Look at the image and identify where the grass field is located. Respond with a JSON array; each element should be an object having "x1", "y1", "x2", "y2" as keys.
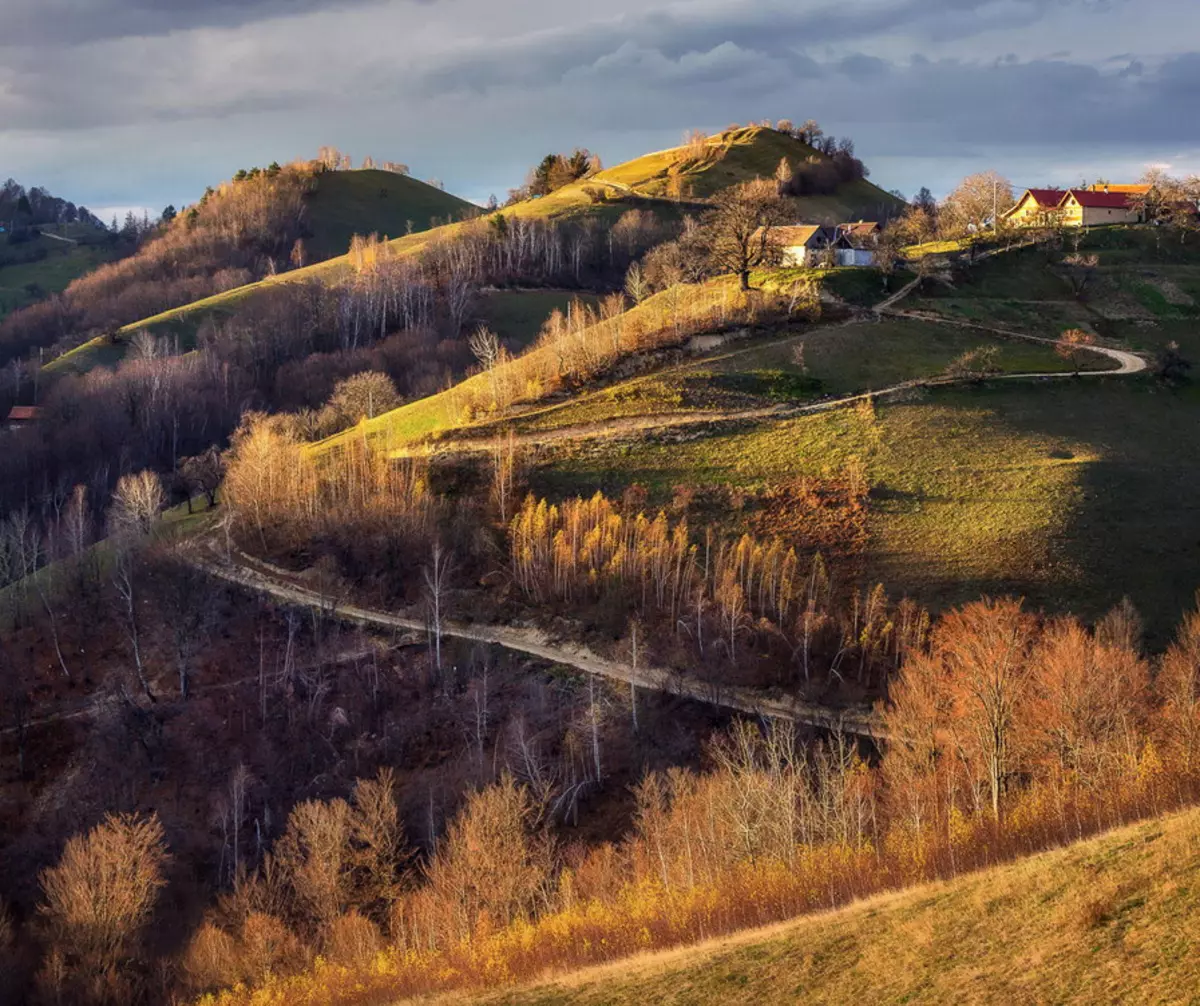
[
  {"x1": 0, "y1": 229, "x2": 116, "y2": 320},
  {"x1": 506, "y1": 317, "x2": 1101, "y2": 434},
  {"x1": 471, "y1": 290, "x2": 601, "y2": 352},
  {"x1": 532, "y1": 376, "x2": 1200, "y2": 645},
  {"x1": 454, "y1": 806, "x2": 1200, "y2": 1005}
]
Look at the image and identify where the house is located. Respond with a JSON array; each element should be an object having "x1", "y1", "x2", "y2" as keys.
[
  {"x1": 1058, "y1": 188, "x2": 1142, "y2": 227},
  {"x1": 6, "y1": 405, "x2": 41, "y2": 431},
  {"x1": 1002, "y1": 188, "x2": 1067, "y2": 227},
  {"x1": 835, "y1": 221, "x2": 880, "y2": 266},
  {"x1": 772, "y1": 225, "x2": 837, "y2": 266}
]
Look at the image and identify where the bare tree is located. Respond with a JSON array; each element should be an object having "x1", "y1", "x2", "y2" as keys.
[
  {"x1": 423, "y1": 542, "x2": 453, "y2": 672},
  {"x1": 109, "y1": 470, "x2": 165, "y2": 538},
  {"x1": 702, "y1": 179, "x2": 791, "y2": 290},
  {"x1": 181, "y1": 447, "x2": 225, "y2": 509},
  {"x1": 329, "y1": 371, "x2": 399, "y2": 424},
  {"x1": 1056, "y1": 327, "x2": 1097, "y2": 375},
  {"x1": 111, "y1": 544, "x2": 155, "y2": 701}
]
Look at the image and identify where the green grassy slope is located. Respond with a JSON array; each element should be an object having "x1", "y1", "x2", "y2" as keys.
[
  {"x1": 0, "y1": 227, "x2": 116, "y2": 321},
  {"x1": 55, "y1": 128, "x2": 903, "y2": 373},
  {"x1": 457, "y1": 806, "x2": 1200, "y2": 1006},
  {"x1": 302, "y1": 169, "x2": 474, "y2": 260},
  {"x1": 42, "y1": 171, "x2": 473, "y2": 377},
  {"x1": 534, "y1": 375, "x2": 1197, "y2": 645}
]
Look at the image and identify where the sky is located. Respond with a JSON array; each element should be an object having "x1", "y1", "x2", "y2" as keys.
[{"x1": 2, "y1": 0, "x2": 1198, "y2": 217}]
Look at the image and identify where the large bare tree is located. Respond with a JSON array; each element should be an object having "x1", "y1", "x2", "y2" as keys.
[{"x1": 702, "y1": 179, "x2": 792, "y2": 290}]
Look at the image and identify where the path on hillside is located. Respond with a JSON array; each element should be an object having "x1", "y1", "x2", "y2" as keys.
[
  {"x1": 39, "y1": 231, "x2": 79, "y2": 245},
  {"x1": 387, "y1": 321, "x2": 1144, "y2": 460},
  {"x1": 184, "y1": 535, "x2": 882, "y2": 740}
]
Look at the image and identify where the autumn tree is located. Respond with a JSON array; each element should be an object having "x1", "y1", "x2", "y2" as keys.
[
  {"x1": 419, "y1": 775, "x2": 549, "y2": 943},
  {"x1": 701, "y1": 178, "x2": 791, "y2": 290},
  {"x1": 39, "y1": 813, "x2": 169, "y2": 977},
  {"x1": 941, "y1": 171, "x2": 1015, "y2": 236},
  {"x1": 928, "y1": 599, "x2": 1036, "y2": 821},
  {"x1": 1056, "y1": 327, "x2": 1097, "y2": 375},
  {"x1": 329, "y1": 371, "x2": 400, "y2": 424},
  {"x1": 1061, "y1": 253, "x2": 1100, "y2": 298}
]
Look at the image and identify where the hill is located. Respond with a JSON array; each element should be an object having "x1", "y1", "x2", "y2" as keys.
[
  {"x1": 47, "y1": 127, "x2": 903, "y2": 375},
  {"x1": 300, "y1": 168, "x2": 473, "y2": 260},
  {"x1": 459, "y1": 806, "x2": 1200, "y2": 1006},
  {"x1": 0, "y1": 223, "x2": 118, "y2": 321},
  {"x1": 11, "y1": 165, "x2": 472, "y2": 376}
]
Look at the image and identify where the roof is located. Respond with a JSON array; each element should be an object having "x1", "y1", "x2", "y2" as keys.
[
  {"x1": 7, "y1": 406, "x2": 41, "y2": 421},
  {"x1": 1065, "y1": 188, "x2": 1135, "y2": 209},
  {"x1": 839, "y1": 221, "x2": 879, "y2": 235},
  {"x1": 771, "y1": 224, "x2": 828, "y2": 247},
  {"x1": 1087, "y1": 183, "x2": 1152, "y2": 194},
  {"x1": 1026, "y1": 188, "x2": 1068, "y2": 207}
]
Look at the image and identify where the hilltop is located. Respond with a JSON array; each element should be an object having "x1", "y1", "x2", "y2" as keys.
[
  {"x1": 458, "y1": 807, "x2": 1200, "y2": 1006},
  {"x1": 5, "y1": 164, "x2": 472, "y2": 375},
  {"x1": 48, "y1": 127, "x2": 903, "y2": 373}
]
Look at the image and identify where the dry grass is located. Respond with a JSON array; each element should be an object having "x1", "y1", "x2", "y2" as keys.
[{"x1": 448, "y1": 806, "x2": 1200, "y2": 1005}]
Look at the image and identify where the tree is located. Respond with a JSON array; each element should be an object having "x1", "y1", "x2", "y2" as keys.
[
  {"x1": 181, "y1": 446, "x2": 225, "y2": 509},
  {"x1": 109, "y1": 470, "x2": 165, "y2": 538},
  {"x1": 329, "y1": 371, "x2": 399, "y2": 424},
  {"x1": 702, "y1": 178, "x2": 791, "y2": 290},
  {"x1": 930, "y1": 599, "x2": 1036, "y2": 821},
  {"x1": 942, "y1": 171, "x2": 1015, "y2": 235},
  {"x1": 422, "y1": 775, "x2": 548, "y2": 942},
  {"x1": 160, "y1": 205, "x2": 177, "y2": 224},
  {"x1": 1156, "y1": 340, "x2": 1192, "y2": 384},
  {"x1": 913, "y1": 187, "x2": 938, "y2": 216},
  {"x1": 624, "y1": 262, "x2": 649, "y2": 304},
  {"x1": 798, "y1": 119, "x2": 824, "y2": 147},
  {"x1": 1061, "y1": 253, "x2": 1100, "y2": 298},
  {"x1": 1055, "y1": 328, "x2": 1096, "y2": 375},
  {"x1": 944, "y1": 345, "x2": 1001, "y2": 383},
  {"x1": 39, "y1": 813, "x2": 169, "y2": 973},
  {"x1": 423, "y1": 542, "x2": 452, "y2": 672}
]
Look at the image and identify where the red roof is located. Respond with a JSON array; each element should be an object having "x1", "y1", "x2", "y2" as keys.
[
  {"x1": 6, "y1": 406, "x2": 41, "y2": 421},
  {"x1": 1066, "y1": 188, "x2": 1134, "y2": 209},
  {"x1": 1025, "y1": 188, "x2": 1067, "y2": 207}
]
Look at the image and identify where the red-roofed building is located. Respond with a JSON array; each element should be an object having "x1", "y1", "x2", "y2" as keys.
[
  {"x1": 6, "y1": 405, "x2": 42, "y2": 430},
  {"x1": 1003, "y1": 188, "x2": 1068, "y2": 227},
  {"x1": 1059, "y1": 188, "x2": 1143, "y2": 227}
]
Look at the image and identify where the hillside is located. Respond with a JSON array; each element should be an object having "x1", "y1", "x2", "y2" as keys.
[
  {"x1": 0, "y1": 224, "x2": 117, "y2": 321},
  {"x1": 301, "y1": 168, "x2": 473, "y2": 260},
  {"x1": 51, "y1": 127, "x2": 903, "y2": 373},
  {"x1": 458, "y1": 807, "x2": 1200, "y2": 1006}
]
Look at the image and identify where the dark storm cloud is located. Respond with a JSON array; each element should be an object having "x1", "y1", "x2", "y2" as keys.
[
  {"x1": 3, "y1": 0, "x2": 1193, "y2": 214},
  {"x1": 3, "y1": 0, "x2": 399, "y2": 47}
]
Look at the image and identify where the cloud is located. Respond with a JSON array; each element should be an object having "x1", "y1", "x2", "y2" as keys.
[
  {"x1": 5, "y1": 0, "x2": 1198, "y2": 211},
  {"x1": 0, "y1": 0, "x2": 401, "y2": 48}
]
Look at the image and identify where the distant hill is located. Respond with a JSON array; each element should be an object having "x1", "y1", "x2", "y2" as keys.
[
  {"x1": 301, "y1": 169, "x2": 473, "y2": 260},
  {"x1": 56, "y1": 127, "x2": 902, "y2": 368},
  {"x1": 0, "y1": 224, "x2": 119, "y2": 322},
  {"x1": 468, "y1": 807, "x2": 1200, "y2": 1005},
  {"x1": 4, "y1": 164, "x2": 475, "y2": 370}
]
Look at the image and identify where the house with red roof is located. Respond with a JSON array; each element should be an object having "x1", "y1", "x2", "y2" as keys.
[
  {"x1": 6, "y1": 405, "x2": 42, "y2": 430},
  {"x1": 1059, "y1": 187, "x2": 1143, "y2": 227},
  {"x1": 1003, "y1": 188, "x2": 1068, "y2": 227}
]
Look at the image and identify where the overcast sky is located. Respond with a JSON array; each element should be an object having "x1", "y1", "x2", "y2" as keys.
[{"x1": 3, "y1": 0, "x2": 1197, "y2": 217}]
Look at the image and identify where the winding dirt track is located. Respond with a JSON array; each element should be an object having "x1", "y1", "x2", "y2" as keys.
[
  {"x1": 185, "y1": 538, "x2": 882, "y2": 739},
  {"x1": 388, "y1": 305, "x2": 1146, "y2": 460}
]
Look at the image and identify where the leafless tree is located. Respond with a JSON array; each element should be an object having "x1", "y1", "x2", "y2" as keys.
[
  {"x1": 423, "y1": 542, "x2": 453, "y2": 672},
  {"x1": 702, "y1": 179, "x2": 791, "y2": 290},
  {"x1": 109, "y1": 470, "x2": 165, "y2": 538}
]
